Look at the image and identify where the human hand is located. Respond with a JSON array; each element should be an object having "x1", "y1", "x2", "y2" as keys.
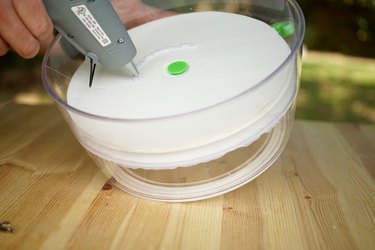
[
  {"x1": 0, "y1": 0, "x2": 172, "y2": 59},
  {"x1": 0, "y1": 0, "x2": 54, "y2": 58}
]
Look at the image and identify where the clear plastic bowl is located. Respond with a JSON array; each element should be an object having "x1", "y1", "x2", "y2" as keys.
[{"x1": 42, "y1": 0, "x2": 304, "y2": 202}]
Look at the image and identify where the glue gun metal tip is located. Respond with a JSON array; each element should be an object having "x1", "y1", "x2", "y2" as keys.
[{"x1": 128, "y1": 61, "x2": 139, "y2": 77}]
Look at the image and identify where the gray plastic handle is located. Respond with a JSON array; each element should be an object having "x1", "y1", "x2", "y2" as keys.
[{"x1": 43, "y1": 0, "x2": 137, "y2": 69}]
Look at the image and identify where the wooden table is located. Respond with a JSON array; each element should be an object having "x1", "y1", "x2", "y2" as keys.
[{"x1": 0, "y1": 102, "x2": 374, "y2": 250}]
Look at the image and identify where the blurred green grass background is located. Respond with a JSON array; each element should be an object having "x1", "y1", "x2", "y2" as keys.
[{"x1": 297, "y1": 51, "x2": 375, "y2": 123}]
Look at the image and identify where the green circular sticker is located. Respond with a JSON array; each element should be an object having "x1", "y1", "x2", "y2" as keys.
[
  {"x1": 272, "y1": 21, "x2": 295, "y2": 37},
  {"x1": 167, "y1": 61, "x2": 189, "y2": 75}
]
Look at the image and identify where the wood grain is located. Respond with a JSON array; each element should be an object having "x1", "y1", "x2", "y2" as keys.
[{"x1": 0, "y1": 102, "x2": 374, "y2": 250}]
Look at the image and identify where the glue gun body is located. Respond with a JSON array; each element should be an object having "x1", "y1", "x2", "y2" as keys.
[{"x1": 43, "y1": 0, "x2": 137, "y2": 71}]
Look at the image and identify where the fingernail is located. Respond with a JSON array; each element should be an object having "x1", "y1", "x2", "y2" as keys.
[{"x1": 22, "y1": 39, "x2": 40, "y2": 59}]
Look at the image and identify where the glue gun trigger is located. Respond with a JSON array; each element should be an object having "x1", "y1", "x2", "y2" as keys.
[
  {"x1": 89, "y1": 58, "x2": 96, "y2": 88},
  {"x1": 87, "y1": 52, "x2": 98, "y2": 88}
]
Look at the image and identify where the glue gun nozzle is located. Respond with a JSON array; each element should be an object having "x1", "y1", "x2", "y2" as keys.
[{"x1": 127, "y1": 61, "x2": 139, "y2": 77}]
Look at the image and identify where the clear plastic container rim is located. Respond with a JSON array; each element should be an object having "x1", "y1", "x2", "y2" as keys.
[{"x1": 41, "y1": 0, "x2": 305, "y2": 123}]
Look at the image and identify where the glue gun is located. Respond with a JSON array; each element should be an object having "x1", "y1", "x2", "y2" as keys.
[{"x1": 43, "y1": 0, "x2": 139, "y2": 87}]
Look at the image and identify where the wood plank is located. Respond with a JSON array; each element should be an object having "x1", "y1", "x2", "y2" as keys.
[
  {"x1": 336, "y1": 123, "x2": 375, "y2": 178},
  {"x1": 0, "y1": 103, "x2": 374, "y2": 250},
  {"x1": 297, "y1": 121, "x2": 375, "y2": 250},
  {"x1": 220, "y1": 181, "x2": 263, "y2": 249}
]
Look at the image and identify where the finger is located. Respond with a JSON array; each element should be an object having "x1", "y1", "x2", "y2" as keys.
[
  {"x1": 0, "y1": 35, "x2": 9, "y2": 56},
  {"x1": 38, "y1": 32, "x2": 54, "y2": 55},
  {"x1": 13, "y1": 0, "x2": 54, "y2": 45},
  {"x1": 0, "y1": 0, "x2": 39, "y2": 58}
]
